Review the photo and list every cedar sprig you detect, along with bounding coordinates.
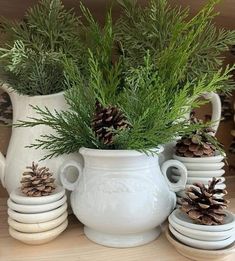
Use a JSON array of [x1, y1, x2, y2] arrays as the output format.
[[16, 51, 230, 159], [0, 0, 85, 95], [116, 0, 235, 93]]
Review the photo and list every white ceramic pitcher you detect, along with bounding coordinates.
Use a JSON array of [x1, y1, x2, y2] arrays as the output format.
[[0, 84, 80, 193], [60, 147, 188, 248], [161, 92, 221, 163]]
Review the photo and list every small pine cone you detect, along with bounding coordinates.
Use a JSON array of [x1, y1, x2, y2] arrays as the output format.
[[91, 101, 129, 145], [180, 178, 228, 225], [176, 137, 216, 158], [175, 114, 217, 158], [20, 162, 56, 197]]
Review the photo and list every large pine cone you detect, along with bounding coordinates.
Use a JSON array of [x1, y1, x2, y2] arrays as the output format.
[[91, 101, 129, 145], [21, 162, 56, 197], [180, 178, 228, 225]]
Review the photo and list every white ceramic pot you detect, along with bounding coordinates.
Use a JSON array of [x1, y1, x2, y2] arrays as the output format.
[[0, 84, 81, 193], [161, 92, 222, 162], [59, 147, 188, 248]]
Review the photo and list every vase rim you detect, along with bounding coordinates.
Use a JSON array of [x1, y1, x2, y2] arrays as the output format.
[[79, 146, 164, 157], [1, 84, 64, 99]]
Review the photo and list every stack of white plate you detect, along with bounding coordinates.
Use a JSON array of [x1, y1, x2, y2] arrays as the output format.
[[168, 209, 235, 250], [173, 152, 225, 204], [8, 186, 68, 245]]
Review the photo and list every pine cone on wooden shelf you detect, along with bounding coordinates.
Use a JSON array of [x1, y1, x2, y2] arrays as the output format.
[[175, 113, 217, 158], [180, 178, 228, 225], [21, 162, 56, 197], [91, 101, 130, 145]]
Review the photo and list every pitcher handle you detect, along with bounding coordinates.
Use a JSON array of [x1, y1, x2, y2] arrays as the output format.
[[203, 92, 221, 135], [0, 83, 12, 187], [161, 159, 187, 192], [59, 160, 83, 191]]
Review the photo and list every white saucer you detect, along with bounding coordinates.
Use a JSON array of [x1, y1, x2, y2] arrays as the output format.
[[7, 195, 67, 214], [170, 209, 235, 232], [10, 186, 65, 205], [9, 219, 68, 245], [169, 225, 235, 250], [172, 169, 225, 178], [8, 212, 68, 233], [171, 175, 225, 185], [173, 153, 224, 163], [8, 203, 67, 223], [183, 162, 225, 171], [169, 215, 235, 241]]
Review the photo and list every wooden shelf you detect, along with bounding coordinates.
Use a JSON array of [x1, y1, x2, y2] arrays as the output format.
[[0, 178, 235, 261]]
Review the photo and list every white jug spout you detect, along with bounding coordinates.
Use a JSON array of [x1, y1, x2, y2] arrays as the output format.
[[0, 153, 6, 187], [1, 82, 17, 98]]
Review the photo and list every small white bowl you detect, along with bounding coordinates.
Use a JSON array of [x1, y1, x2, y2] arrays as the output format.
[[9, 219, 68, 245], [169, 215, 235, 241], [170, 209, 235, 232], [7, 195, 67, 214], [171, 175, 225, 185], [169, 224, 235, 250], [8, 203, 67, 224], [166, 228, 235, 261], [10, 186, 65, 205], [182, 162, 225, 171], [173, 153, 224, 163], [8, 212, 68, 233], [172, 169, 225, 178]]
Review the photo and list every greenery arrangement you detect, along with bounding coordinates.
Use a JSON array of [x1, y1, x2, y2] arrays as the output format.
[[0, 0, 84, 95], [16, 1, 234, 159], [116, 0, 235, 92]]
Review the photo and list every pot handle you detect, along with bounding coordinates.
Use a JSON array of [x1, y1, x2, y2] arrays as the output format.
[[59, 160, 83, 191], [0, 84, 12, 187], [161, 159, 187, 192]]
